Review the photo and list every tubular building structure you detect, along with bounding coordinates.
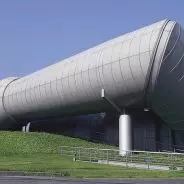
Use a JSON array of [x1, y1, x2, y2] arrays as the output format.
[[1, 19, 184, 152]]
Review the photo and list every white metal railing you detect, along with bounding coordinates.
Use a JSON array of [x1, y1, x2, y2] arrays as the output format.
[[60, 146, 184, 170]]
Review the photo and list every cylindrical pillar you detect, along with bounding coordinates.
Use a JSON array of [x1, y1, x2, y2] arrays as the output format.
[[119, 114, 132, 155], [25, 122, 31, 133]]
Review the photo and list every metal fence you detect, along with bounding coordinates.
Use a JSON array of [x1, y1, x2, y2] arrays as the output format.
[[60, 146, 184, 171]]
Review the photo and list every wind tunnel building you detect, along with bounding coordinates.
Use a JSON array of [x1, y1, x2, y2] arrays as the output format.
[[1, 19, 184, 152]]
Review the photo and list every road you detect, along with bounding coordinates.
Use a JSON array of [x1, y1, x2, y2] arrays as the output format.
[[0, 176, 183, 184]]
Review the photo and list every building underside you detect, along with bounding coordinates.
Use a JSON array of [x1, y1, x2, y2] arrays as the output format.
[[1, 19, 184, 152], [30, 110, 184, 152]]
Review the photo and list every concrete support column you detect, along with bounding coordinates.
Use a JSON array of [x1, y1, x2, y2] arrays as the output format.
[[22, 126, 26, 132], [22, 122, 31, 133], [119, 114, 132, 155], [26, 122, 31, 132]]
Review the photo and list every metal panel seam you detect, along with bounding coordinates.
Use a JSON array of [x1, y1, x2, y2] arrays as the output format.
[[2, 78, 19, 122], [128, 36, 139, 91], [163, 23, 181, 63], [144, 19, 170, 108], [119, 41, 128, 94]]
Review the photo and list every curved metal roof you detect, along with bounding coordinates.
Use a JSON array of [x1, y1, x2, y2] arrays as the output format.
[[151, 21, 184, 130], [0, 19, 183, 129]]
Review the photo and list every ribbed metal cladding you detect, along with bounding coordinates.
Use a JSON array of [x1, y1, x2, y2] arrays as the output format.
[[0, 77, 19, 128], [151, 21, 184, 130], [0, 19, 181, 129]]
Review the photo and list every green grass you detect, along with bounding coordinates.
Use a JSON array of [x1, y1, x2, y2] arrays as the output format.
[[0, 131, 116, 156], [0, 131, 183, 178], [0, 154, 183, 178]]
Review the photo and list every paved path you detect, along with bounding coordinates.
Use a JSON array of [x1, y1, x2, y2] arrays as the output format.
[[0, 176, 183, 184], [98, 160, 171, 171]]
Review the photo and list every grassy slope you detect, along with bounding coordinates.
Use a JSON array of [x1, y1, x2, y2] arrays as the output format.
[[0, 131, 116, 155], [0, 131, 183, 178]]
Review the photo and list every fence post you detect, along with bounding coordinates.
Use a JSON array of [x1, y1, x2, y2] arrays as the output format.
[[170, 153, 175, 170], [172, 153, 175, 170], [90, 149, 92, 162], [126, 151, 128, 167], [79, 148, 81, 161], [147, 152, 150, 170], [171, 153, 173, 170], [73, 152, 76, 162], [168, 153, 171, 171], [107, 150, 109, 164]]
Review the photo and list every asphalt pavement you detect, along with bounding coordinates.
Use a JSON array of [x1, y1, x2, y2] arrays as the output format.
[[0, 176, 183, 184]]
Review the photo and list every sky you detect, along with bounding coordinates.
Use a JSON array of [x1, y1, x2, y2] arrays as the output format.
[[0, 0, 184, 79]]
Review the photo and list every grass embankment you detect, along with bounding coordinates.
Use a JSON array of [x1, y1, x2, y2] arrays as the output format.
[[0, 131, 115, 155], [0, 131, 183, 178]]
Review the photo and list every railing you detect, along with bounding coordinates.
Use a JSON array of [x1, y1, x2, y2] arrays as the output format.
[[60, 131, 184, 153], [60, 146, 184, 171]]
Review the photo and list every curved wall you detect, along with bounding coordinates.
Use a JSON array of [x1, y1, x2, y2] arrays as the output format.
[[0, 77, 20, 129], [0, 19, 183, 130], [151, 22, 184, 130]]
